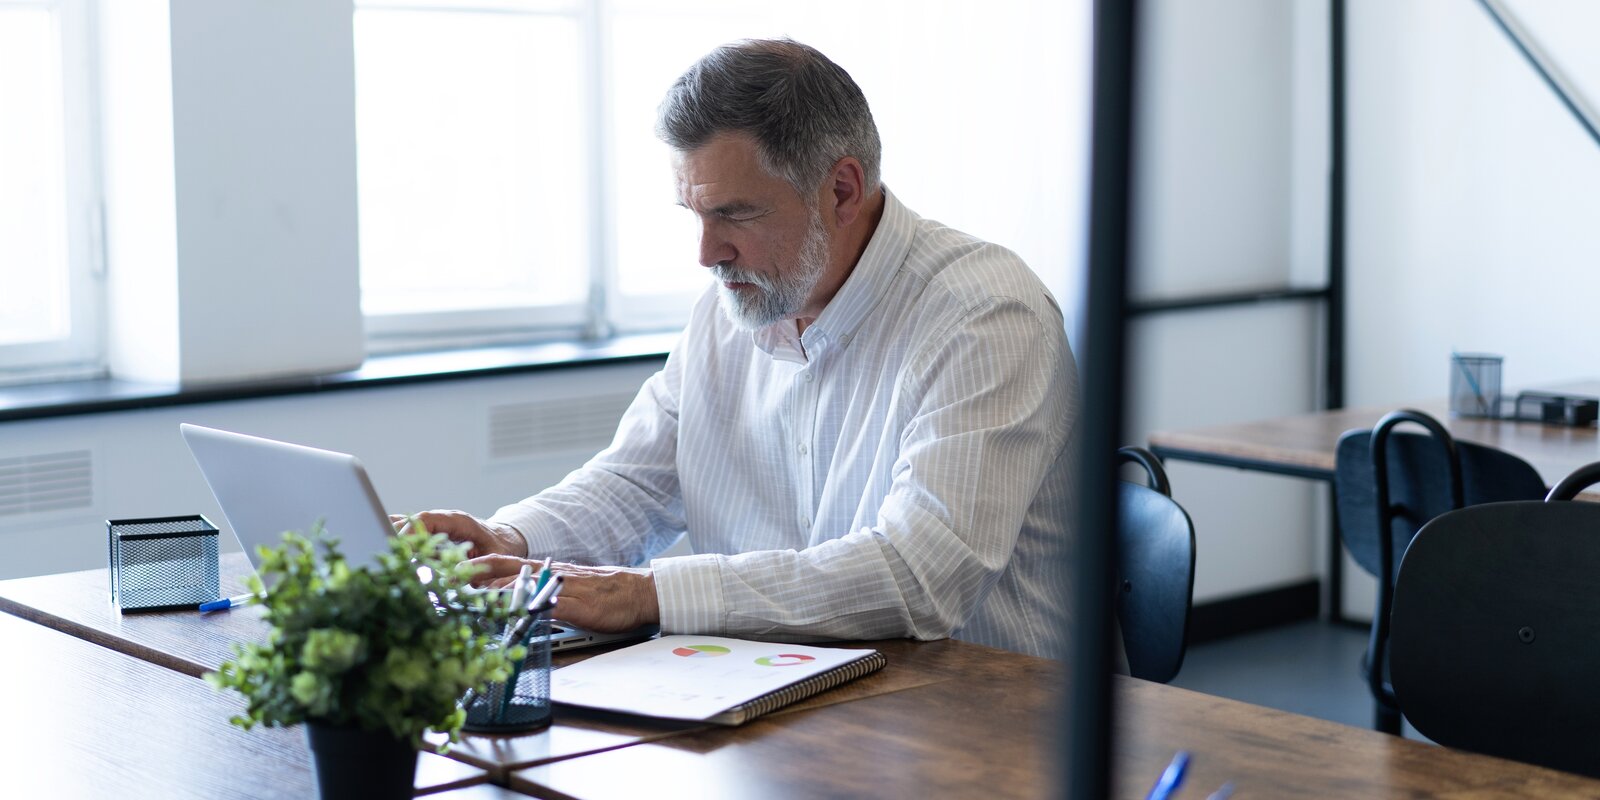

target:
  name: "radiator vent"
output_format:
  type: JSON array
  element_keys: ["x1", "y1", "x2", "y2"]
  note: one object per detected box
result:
[
  {"x1": 0, "y1": 450, "x2": 93, "y2": 517},
  {"x1": 488, "y1": 393, "x2": 635, "y2": 460}
]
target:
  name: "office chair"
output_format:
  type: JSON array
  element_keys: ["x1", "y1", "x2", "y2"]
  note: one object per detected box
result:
[
  {"x1": 1115, "y1": 446, "x2": 1196, "y2": 683},
  {"x1": 1333, "y1": 409, "x2": 1546, "y2": 734},
  {"x1": 1389, "y1": 461, "x2": 1600, "y2": 777}
]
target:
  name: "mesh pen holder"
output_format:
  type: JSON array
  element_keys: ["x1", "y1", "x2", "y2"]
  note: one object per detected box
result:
[
  {"x1": 463, "y1": 611, "x2": 553, "y2": 733},
  {"x1": 108, "y1": 515, "x2": 220, "y2": 612}
]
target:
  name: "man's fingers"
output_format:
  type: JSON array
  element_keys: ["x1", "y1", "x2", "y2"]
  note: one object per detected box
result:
[{"x1": 464, "y1": 554, "x2": 533, "y2": 586}]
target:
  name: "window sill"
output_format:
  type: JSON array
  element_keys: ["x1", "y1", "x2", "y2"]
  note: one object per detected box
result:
[{"x1": 0, "y1": 331, "x2": 677, "y2": 424}]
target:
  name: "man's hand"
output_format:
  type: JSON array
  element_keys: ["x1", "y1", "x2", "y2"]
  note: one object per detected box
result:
[
  {"x1": 390, "y1": 510, "x2": 524, "y2": 559},
  {"x1": 464, "y1": 556, "x2": 660, "y2": 633}
]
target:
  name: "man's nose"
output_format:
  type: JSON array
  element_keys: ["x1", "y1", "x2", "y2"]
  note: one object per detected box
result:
[{"x1": 698, "y1": 224, "x2": 735, "y2": 269}]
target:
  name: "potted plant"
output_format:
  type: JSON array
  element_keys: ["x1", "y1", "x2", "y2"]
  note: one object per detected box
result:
[{"x1": 206, "y1": 525, "x2": 522, "y2": 799}]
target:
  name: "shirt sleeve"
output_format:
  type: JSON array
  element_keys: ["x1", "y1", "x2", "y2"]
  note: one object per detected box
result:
[
  {"x1": 652, "y1": 295, "x2": 1075, "y2": 642},
  {"x1": 488, "y1": 340, "x2": 688, "y2": 566}
]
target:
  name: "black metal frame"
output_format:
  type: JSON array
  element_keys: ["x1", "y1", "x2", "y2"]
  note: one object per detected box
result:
[
  {"x1": 1365, "y1": 410, "x2": 1462, "y2": 734},
  {"x1": 1066, "y1": 0, "x2": 1139, "y2": 796}
]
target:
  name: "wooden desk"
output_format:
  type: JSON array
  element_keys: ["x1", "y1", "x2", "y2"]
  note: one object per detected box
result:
[
  {"x1": 1148, "y1": 385, "x2": 1600, "y2": 485},
  {"x1": 1115, "y1": 677, "x2": 1600, "y2": 798},
  {"x1": 509, "y1": 666, "x2": 1600, "y2": 800},
  {"x1": 9, "y1": 562, "x2": 1600, "y2": 799},
  {"x1": 511, "y1": 643, "x2": 1057, "y2": 799},
  {"x1": 0, "y1": 558, "x2": 976, "y2": 779},
  {"x1": 1148, "y1": 382, "x2": 1600, "y2": 619},
  {"x1": 0, "y1": 611, "x2": 487, "y2": 798}
]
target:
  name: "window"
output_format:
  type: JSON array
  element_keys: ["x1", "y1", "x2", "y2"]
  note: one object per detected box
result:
[
  {"x1": 0, "y1": 0, "x2": 101, "y2": 380},
  {"x1": 354, "y1": 0, "x2": 1088, "y2": 351}
]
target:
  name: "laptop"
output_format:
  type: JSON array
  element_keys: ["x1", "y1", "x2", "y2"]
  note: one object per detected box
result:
[{"x1": 179, "y1": 423, "x2": 655, "y2": 652}]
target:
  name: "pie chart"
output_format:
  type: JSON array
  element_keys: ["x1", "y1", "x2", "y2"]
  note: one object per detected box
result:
[
  {"x1": 673, "y1": 644, "x2": 731, "y2": 657},
  {"x1": 754, "y1": 653, "x2": 815, "y2": 667}
]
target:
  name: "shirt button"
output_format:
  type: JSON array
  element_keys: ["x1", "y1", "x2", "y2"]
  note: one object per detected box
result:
[
  {"x1": 798, "y1": 444, "x2": 809, "y2": 456},
  {"x1": 803, "y1": 372, "x2": 814, "y2": 383},
  {"x1": 800, "y1": 516, "x2": 811, "y2": 529}
]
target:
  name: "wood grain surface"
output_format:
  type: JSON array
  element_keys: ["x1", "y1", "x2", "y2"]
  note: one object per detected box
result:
[
  {"x1": 1149, "y1": 381, "x2": 1600, "y2": 493},
  {"x1": 10, "y1": 575, "x2": 1597, "y2": 800},
  {"x1": 0, "y1": 559, "x2": 985, "y2": 779},
  {"x1": 511, "y1": 645, "x2": 1060, "y2": 800},
  {"x1": 0, "y1": 612, "x2": 488, "y2": 798},
  {"x1": 1113, "y1": 676, "x2": 1600, "y2": 799}
]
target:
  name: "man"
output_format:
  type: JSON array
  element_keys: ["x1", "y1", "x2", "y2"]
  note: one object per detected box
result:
[{"x1": 407, "y1": 38, "x2": 1078, "y2": 658}]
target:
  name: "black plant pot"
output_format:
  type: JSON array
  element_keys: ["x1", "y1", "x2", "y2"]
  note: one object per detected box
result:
[{"x1": 304, "y1": 720, "x2": 418, "y2": 800}]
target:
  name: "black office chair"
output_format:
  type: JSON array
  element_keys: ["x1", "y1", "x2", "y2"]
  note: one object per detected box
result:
[
  {"x1": 1389, "y1": 461, "x2": 1600, "y2": 777},
  {"x1": 1333, "y1": 409, "x2": 1546, "y2": 734},
  {"x1": 1115, "y1": 446, "x2": 1196, "y2": 683}
]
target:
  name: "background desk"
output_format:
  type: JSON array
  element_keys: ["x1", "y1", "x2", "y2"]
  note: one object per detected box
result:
[{"x1": 1149, "y1": 382, "x2": 1600, "y2": 620}]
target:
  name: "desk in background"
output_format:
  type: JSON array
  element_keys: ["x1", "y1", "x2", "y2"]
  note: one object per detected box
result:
[{"x1": 1149, "y1": 382, "x2": 1600, "y2": 620}]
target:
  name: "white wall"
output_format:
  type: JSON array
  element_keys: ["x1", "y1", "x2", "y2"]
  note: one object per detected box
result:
[
  {"x1": 1127, "y1": 0, "x2": 1328, "y2": 603},
  {"x1": 1347, "y1": 0, "x2": 1600, "y2": 406},
  {"x1": 1338, "y1": 0, "x2": 1600, "y2": 616},
  {"x1": 0, "y1": 361, "x2": 662, "y2": 580}
]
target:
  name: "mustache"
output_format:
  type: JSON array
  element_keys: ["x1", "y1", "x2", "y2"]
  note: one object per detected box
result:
[{"x1": 710, "y1": 264, "x2": 772, "y2": 289}]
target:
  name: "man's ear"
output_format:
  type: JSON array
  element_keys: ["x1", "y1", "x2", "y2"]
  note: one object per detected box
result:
[{"x1": 825, "y1": 157, "x2": 869, "y2": 227}]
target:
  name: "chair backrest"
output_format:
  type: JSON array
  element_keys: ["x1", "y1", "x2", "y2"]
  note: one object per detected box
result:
[
  {"x1": 1334, "y1": 424, "x2": 1546, "y2": 583},
  {"x1": 1390, "y1": 498, "x2": 1600, "y2": 777},
  {"x1": 1334, "y1": 410, "x2": 1548, "y2": 732},
  {"x1": 1115, "y1": 447, "x2": 1196, "y2": 684}
]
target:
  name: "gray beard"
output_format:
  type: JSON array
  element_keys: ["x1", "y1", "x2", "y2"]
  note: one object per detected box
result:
[{"x1": 711, "y1": 210, "x2": 829, "y2": 331}]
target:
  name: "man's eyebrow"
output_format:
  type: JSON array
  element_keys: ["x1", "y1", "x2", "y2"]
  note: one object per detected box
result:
[
  {"x1": 708, "y1": 201, "x2": 765, "y2": 217},
  {"x1": 677, "y1": 198, "x2": 766, "y2": 217}
]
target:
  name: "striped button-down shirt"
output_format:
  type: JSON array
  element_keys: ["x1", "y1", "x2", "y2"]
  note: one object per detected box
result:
[{"x1": 491, "y1": 189, "x2": 1078, "y2": 657}]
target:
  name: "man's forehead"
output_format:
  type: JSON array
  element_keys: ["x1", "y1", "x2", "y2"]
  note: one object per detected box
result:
[{"x1": 672, "y1": 133, "x2": 790, "y2": 206}]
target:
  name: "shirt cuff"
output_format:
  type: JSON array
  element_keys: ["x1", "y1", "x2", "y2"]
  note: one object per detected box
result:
[
  {"x1": 486, "y1": 503, "x2": 552, "y2": 559},
  {"x1": 650, "y1": 553, "x2": 728, "y2": 635}
]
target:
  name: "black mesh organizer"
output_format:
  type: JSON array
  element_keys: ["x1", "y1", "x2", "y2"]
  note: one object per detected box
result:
[
  {"x1": 107, "y1": 515, "x2": 220, "y2": 612},
  {"x1": 462, "y1": 611, "x2": 554, "y2": 734}
]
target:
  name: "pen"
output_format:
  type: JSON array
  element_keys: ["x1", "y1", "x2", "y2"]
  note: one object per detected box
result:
[
  {"x1": 1145, "y1": 750, "x2": 1189, "y2": 800},
  {"x1": 198, "y1": 593, "x2": 258, "y2": 613},
  {"x1": 534, "y1": 557, "x2": 553, "y2": 592},
  {"x1": 535, "y1": 576, "x2": 564, "y2": 612},
  {"x1": 508, "y1": 564, "x2": 533, "y2": 615},
  {"x1": 495, "y1": 575, "x2": 561, "y2": 653},
  {"x1": 1207, "y1": 782, "x2": 1235, "y2": 800},
  {"x1": 527, "y1": 573, "x2": 563, "y2": 613}
]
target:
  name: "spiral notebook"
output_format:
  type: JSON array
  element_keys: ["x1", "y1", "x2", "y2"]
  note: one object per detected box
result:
[{"x1": 550, "y1": 635, "x2": 887, "y2": 725}]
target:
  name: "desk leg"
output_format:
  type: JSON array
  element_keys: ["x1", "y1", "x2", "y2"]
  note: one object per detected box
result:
[{"x1": 1326, "y1": 485, "x2": 1344, "y2": 623}]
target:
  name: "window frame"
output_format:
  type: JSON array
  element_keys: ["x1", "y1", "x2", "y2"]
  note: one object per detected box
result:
[
  {"x1": 354, "y1": 0, "x2": 619, "y2": 353},
  {"x1": 0, "y1": 0, "x2": 105, "y2": 384}
]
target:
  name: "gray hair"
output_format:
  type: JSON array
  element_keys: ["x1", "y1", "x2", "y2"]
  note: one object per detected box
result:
[{"x1": 656, "y1": 38, "x2": 882, "y2": 198}]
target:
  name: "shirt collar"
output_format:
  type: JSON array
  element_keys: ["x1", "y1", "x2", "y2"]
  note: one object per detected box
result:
[{"x1": 750, "y1": 187, "x2": 916, "y2": 362}]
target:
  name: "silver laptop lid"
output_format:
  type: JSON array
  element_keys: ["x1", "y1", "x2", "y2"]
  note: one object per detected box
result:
[{"x1": 180, "y1": 424, "x2": 394, "y2": 573}]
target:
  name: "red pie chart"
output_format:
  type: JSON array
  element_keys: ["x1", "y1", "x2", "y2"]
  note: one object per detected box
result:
[
  {"x1": 673, "y1": 644, "x2": 731, "y2": 657},
  {"x1": 754, "y1": 653, "x2": 815, "y2": 667}
]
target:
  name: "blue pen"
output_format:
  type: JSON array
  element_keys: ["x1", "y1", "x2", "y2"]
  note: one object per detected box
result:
[
  {"x1": 1146, "y1": 750, "x2": 1190, "y2": 800},
  {"x1": 198, "y1": 593, "x2": 258, "y2": 613}
]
